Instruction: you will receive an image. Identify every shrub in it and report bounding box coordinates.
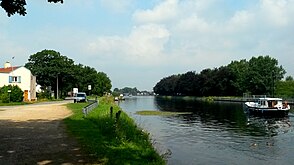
[37,89,52,100]
[0,85,24,102]
[0,93,10,103]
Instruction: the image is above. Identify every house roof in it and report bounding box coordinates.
[0,66,21,73]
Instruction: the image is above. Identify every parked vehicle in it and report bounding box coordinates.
[245,97,290,116]
[75,92,87,102]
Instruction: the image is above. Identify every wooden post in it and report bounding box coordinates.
[115,110,121,122]
[110,106,113,118]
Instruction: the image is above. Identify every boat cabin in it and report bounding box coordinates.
[256,98,287,108]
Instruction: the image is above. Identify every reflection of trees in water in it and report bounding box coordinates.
[154,97,292,137]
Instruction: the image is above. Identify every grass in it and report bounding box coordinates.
[136,110,192,116]
[64,96,165,165]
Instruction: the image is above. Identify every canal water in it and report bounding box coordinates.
[118,96,294,165]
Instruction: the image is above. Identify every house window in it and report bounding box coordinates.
[9,76,21,83]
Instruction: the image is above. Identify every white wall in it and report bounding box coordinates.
[9,67,31,91]
[0,66,36,100]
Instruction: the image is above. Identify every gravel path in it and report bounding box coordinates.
[0,101,97,165]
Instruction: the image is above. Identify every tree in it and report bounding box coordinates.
[113,87,140,96]
[176,71,198,96]
[276,79,294,98]
[227,59,249,95]
[92,72,112,96]
[25,50,112,98]
[153,75,180,96]
[153,55,285,97]
[1,0,63,17]
[25,49,75,98]
[245,56,285,95]
[285,76,294,81]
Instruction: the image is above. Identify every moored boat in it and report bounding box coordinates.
[245,97,290,116]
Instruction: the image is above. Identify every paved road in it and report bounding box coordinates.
[0,101,97,165]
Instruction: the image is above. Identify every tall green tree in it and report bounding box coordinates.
[1,0,63,16]
[153,55,286,97]
[245,56,285,95]
[25,49,112,98]
[25,49,75,98]
[153,75,181,95]
[276,78,294,98]
[176,71,198,96]
[227,59,249,95]
[93,72,112,96]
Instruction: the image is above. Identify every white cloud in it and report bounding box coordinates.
[133,0,179,23]
[99,0,134,13]
[85,24,170,66]
[128,0,294,76]
[260,0,290,27]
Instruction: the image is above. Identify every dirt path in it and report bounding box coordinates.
[0,101,97,165]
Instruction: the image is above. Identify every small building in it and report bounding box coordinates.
[0,62,37,101]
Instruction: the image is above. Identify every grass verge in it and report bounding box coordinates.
[64,96,165,165]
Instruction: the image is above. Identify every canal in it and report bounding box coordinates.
[119,96,294,165]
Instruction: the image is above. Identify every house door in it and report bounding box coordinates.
[24,90,29,101]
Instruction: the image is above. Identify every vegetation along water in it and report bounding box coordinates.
[64,96,165,165]
[119,96,294,165]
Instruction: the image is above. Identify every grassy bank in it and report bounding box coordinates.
[64,96,165,165]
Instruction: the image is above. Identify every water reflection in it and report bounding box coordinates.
[154,97,292,137]
[120,96,294,164]
[246,116,291,136]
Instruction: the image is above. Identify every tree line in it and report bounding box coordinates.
[25,49,111,99]
[153,56,291,97]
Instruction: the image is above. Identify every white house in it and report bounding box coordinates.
[0,62,37,101]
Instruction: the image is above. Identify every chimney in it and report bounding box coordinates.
[4,61,11,68]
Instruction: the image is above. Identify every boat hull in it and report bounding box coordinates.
[245,106,289,117]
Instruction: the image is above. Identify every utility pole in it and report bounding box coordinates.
[57,75,59,99]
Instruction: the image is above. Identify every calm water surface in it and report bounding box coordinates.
[118,96,294,165]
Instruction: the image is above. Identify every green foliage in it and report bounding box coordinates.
[276,80,294,98]
[154,55,286,96]
[37,89,52,100]
[25,49,112,98]
[113,87,140,96]
[153,75,181,96]
[1,0,63,17]
[285,76,294,81]
[0,85,23,102]
[0,92,10,103]
[65,97,165,164]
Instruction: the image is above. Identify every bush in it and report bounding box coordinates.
[0,93,10,103]
[37,89,52,100]
[0,85,24,102]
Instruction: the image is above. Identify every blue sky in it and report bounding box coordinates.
[1,0,294,91]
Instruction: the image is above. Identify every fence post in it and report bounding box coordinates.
[83,108,87,117]
[115,110,121,122]
[110,106,113,118]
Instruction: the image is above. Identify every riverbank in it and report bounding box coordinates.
[64,96,165,165]
[157,95,294,105]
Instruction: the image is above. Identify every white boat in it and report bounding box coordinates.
[245,97,290,116]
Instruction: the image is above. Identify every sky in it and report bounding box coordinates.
[1,0,294,91]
